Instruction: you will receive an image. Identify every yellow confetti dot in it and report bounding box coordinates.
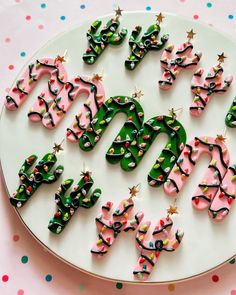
[168,284,175,291]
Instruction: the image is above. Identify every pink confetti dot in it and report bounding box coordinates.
[5,37,11,43]
[25,15,31,21]
[2,275,9,282]
[13,234,20,241]
[15,0,21,2]
[180,0,185,2]
[231,291,236,295]
[17,290,24,295]
[193,15,199,20]
[212,274,219,282]
[8,65,14,70]
[38,24,44,30]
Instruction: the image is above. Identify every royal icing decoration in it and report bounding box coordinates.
[225,96,236,128]
[189,66,233,117]
[120,115,187,187]
[48,172,101,234]
[82,18,127,65]
[159,42,202,90]
[91,198,144,257]
[5,58,67,117]
[164,136,230,211]
[125,23,169,70]
[79,96,144,158]
[10,153,64,208]
[133,217,184,281]
[209,164,236,221]
[41,75,105,133]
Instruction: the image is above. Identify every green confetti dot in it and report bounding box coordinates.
[41,3,46,8]
[229,258,235,264]
[116,282,123,289]
[20,51,26,57]
[79,284,85,291]
[21,256,28,264]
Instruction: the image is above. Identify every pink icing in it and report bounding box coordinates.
[5,58,67,120]
[133,217,184,281]
[163,136,230,211]
[209,164,236,221]
[159,42,202,90]
[190,66,233,117]
[41,76,105,135]
[91,198,144,257]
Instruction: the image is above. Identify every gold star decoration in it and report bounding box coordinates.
[114,6,123,18]
[217,52,227,65]
[167,205,178,216]
[92,73,103,82]
[216,134,227,143]
[52,142,64,154]
[129,185,139,198]
[156,13,165,24]
[168,108,177,120]
[55,55,66,64]
[132,87,144,100]
[186,29,196,42]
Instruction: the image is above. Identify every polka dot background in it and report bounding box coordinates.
[0,0,236,294]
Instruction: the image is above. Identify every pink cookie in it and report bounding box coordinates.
[209,164,236,221]
[190,66,233,117]
[133,217,184,281]
[164,136,230,211]
[42,76,105,135]
[91,198,144,257]
[159,42,202,90]
[5,58,67,121]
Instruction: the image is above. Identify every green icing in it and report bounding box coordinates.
[79,96,144,163]
[83,18,127,65]
[48,174,101,234]
[225,96,236,128]
[120,116,186,186]
[125,24,169,70]
[9,153,64,208]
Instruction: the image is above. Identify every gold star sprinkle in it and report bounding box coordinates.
[129,185,139,198]
[217,52,227,65]
[156,13,165,24]
[168,108,177,120]
[132,87,144,100]
[114,6,123,18]
[186,29,196,42]
[92,73,103,82]
[216,134,227,143]
[52,142,64,154]
[167,205,178,216]
[55,55,66,64]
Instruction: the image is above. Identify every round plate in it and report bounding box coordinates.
[1,12,236,283]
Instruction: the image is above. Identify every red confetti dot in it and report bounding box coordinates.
[8,65,14,70]
[5,37,11,43]
[38,24,44,30]
[25,15,31,21]
[212,274,219,282]
[193,15,199,20]
[13,234,20,241]
[17,289,24,295]
[2,275,9,282]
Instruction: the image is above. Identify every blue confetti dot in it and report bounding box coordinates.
[146,6,151,11]
[60,15,66,21]
[20,51,26,57]
[45,274,53,282]
[228,14,234,20]
[80,4,85,9]
[207,2,212,8]
[41,3,46,8]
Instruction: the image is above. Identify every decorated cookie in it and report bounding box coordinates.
[9,153,64,208]
[120,115,187,187]
[82,18,127,65]
[159,42,202,90]
[42,75,104,134]
[208,164,236,221]
[133,217,184,281]
[79,96,144,161]
[91,198,144,257]
[164,136,230,211]
[48,171,101,234]
[125,23,169,70]
[5,57,67,119]
[225,96,236,128]
[189,65,233,117]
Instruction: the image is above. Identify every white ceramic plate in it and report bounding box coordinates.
[1,12,236,283]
